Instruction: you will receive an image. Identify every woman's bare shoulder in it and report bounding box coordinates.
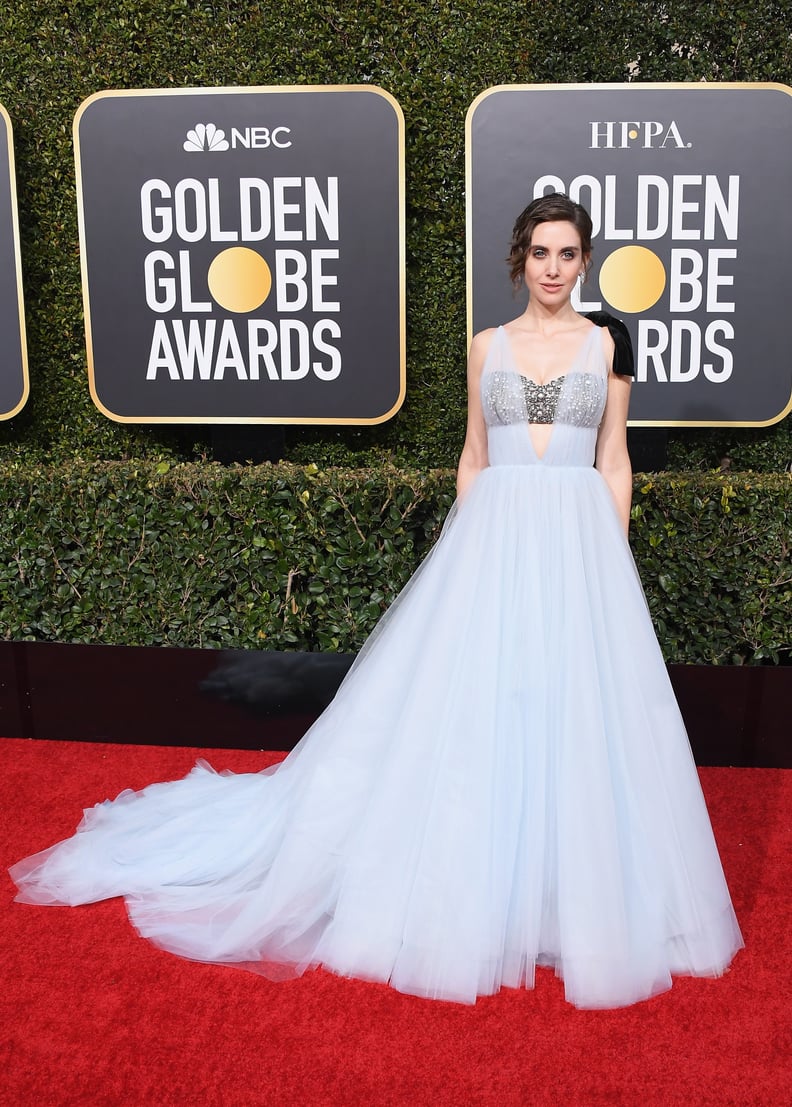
[468,326,500,370]
[470,325,500,349]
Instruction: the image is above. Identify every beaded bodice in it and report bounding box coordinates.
[488,372,566,425]
[481,324,608,468]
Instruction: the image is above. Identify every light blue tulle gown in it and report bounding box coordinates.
[10,323,743,1009]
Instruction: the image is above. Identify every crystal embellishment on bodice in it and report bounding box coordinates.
[487,371,565,425]
[484,368,605,429]
[521,375,565,424]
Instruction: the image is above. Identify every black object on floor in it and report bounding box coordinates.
[0,640,788,766]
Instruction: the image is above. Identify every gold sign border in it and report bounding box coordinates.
[465,82,792,429]
[74,85,406,426]
[0,101,30,421]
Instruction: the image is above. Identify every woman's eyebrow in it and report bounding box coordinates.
[530,242,580,251]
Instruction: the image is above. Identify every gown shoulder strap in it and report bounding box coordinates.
[481,325,507,375]
[584,311,635,377]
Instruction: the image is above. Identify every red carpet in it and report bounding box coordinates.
[0,738,789,1106]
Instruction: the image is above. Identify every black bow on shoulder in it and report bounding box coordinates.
[584,311,635,377]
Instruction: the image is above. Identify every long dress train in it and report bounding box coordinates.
[10,323,743,1009]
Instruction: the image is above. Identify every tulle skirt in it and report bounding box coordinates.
[10,463,743,1008]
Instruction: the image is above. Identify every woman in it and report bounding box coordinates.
[10,194,743,1009]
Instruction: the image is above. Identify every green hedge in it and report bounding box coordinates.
[0,461,788,664]
[0,0,789,469]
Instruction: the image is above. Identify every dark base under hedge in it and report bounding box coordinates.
[1,641,788,768]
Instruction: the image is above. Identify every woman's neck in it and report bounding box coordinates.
[518,300,582,333]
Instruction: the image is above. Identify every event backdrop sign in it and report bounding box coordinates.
[467,83,792,426]
[0,103,28,421]
[75,86,405,423]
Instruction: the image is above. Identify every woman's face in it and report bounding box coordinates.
[523,220,587,307]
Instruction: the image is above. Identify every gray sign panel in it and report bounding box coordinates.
[0,104,28,420]
[75,87,405,423]
[468,84,792,426]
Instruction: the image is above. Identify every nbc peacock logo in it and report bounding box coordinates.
[183,123,229,152]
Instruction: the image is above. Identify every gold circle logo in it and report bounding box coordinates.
[207,248,272,313]
[598,246,666,313]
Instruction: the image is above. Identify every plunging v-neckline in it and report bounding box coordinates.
[499,325,598,462]
[500,323,597,388]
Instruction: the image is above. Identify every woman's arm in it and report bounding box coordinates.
[455,329,492,500]
[594,331,633,538]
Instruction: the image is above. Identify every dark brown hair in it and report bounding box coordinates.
[507,193,593,287]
